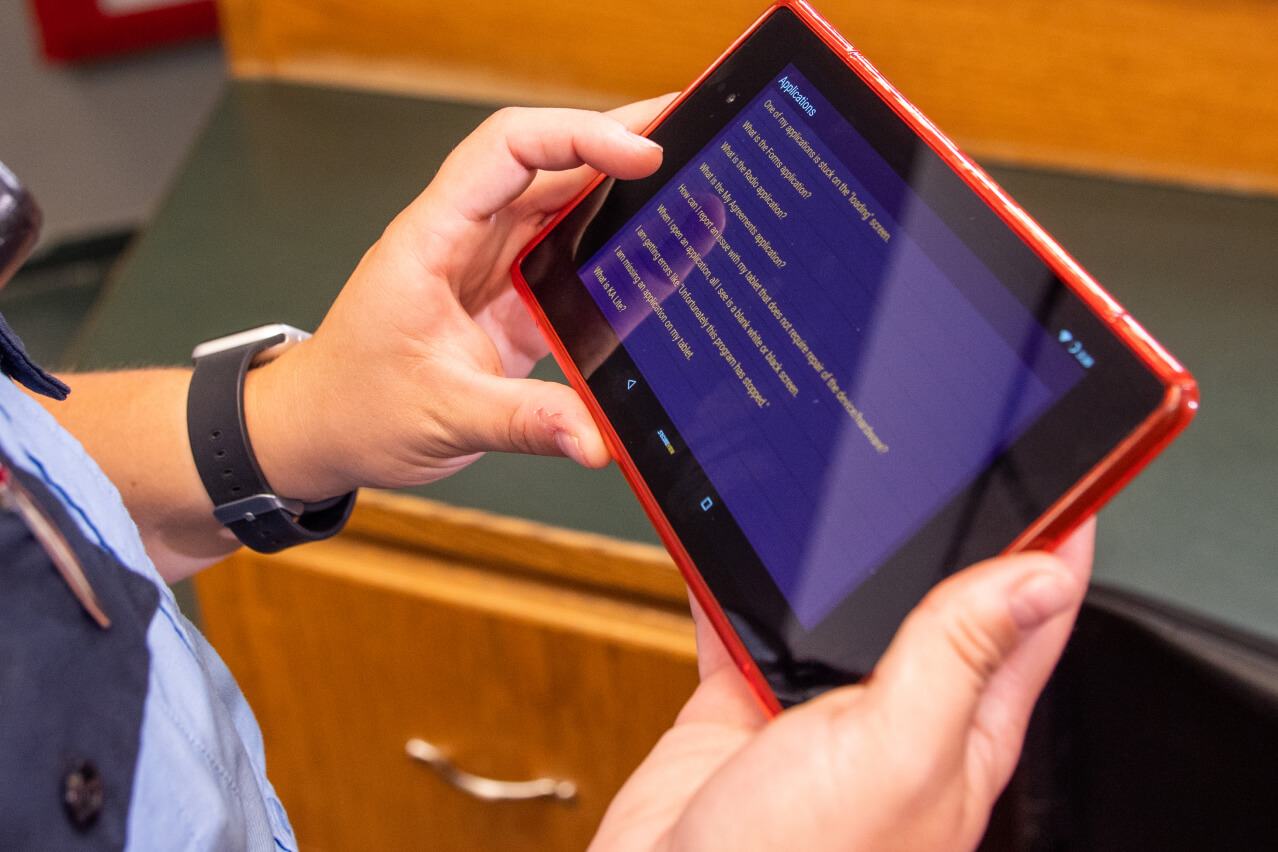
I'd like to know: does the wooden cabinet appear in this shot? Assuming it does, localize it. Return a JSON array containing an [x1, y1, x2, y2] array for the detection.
[[195, 491, 699, 851]]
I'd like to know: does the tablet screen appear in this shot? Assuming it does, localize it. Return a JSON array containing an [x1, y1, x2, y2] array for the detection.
[[519, 6, 1171, 703], [576, 63, 1086, 629]]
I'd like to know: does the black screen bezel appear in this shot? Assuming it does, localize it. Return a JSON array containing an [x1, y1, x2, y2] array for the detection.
[[520, 6, 1166, 705]]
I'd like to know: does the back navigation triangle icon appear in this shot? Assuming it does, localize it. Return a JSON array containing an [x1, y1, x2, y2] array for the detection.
[[626, 379, 637, 390]]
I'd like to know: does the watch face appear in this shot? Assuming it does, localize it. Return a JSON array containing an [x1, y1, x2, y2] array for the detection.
[[190, 324, 311, 363]]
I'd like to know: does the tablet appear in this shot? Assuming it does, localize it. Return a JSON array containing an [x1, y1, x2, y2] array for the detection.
[[514, 0, 1197, 711]]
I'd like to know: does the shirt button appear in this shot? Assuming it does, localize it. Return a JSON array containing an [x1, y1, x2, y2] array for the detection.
[[63, 760, 104, 829]]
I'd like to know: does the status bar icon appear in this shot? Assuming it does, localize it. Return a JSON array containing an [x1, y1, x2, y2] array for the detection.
[[657, 429, 675, 455]]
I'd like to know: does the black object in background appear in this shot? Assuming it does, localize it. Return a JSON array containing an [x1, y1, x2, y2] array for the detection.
[[0, 231, 136, 370], [983, 583, 1278, 851], [0, 162, 68, 399], [1, 160, 42, 286]]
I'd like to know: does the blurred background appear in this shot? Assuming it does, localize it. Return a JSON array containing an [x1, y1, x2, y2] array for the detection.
[[3, 0, 1274, 630], [1, 2, 1275, 849]]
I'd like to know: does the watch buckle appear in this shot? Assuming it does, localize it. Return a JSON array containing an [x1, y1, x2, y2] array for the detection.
[[213, 493, 306, 525]]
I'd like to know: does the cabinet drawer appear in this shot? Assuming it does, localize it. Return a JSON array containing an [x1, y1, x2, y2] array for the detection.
[[196, 492, 698, 852]]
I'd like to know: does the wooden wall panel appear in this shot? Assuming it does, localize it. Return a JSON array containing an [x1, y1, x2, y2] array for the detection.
[[217, 0, 1278, 194]]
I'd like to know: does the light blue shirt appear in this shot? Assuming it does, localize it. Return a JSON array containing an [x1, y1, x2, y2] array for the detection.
[[0, 376, 297, 851]]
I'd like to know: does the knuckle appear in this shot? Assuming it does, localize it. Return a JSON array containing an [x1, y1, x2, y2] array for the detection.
[[506, 399, 545, 455], [943, 608, 1018, 683], [485, 106, 523, 131]]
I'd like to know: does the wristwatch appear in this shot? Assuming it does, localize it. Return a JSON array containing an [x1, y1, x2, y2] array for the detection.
[[187, 324, 355, 553]]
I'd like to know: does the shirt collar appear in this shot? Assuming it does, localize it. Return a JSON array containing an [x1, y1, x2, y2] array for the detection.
[[0, 310, 69, 400]]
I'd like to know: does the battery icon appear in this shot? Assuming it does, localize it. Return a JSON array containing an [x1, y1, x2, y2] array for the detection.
[[657, 429, 675, 455]]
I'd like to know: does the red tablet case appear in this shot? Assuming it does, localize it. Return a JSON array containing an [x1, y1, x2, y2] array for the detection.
[[513, 0, 1198, 715]]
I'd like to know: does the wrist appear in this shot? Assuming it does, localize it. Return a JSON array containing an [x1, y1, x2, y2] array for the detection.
[[187, 324, 357, 554], [242, 343, 354, 504]]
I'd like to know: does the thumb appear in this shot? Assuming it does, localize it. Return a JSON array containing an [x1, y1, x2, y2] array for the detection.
[[456, 373, 612, 468], [867, 552, 1083, 762]]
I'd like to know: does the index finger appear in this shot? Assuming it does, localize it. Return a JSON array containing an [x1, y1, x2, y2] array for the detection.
[[523, 93, 679, 214], [423, 106, 665, 223], [679, 591, 772, 729], [608, 92, 680, 134], [689, 591, 738, 682]]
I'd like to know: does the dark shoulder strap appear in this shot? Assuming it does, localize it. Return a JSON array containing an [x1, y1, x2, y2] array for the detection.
[[0, 453, 158, 850], [0, 311, 68, 401]]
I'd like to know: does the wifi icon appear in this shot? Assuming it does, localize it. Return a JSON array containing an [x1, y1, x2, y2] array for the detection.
[[1058, 330, 1074, 343]]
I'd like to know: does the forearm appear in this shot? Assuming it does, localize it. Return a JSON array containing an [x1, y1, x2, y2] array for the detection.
[[28, 369, 237, 581], [15, 105, 667, 582], [31, 359, 360, 581]]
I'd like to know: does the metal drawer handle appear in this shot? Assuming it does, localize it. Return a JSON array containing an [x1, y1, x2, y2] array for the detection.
[[405, 738, 577, 804]]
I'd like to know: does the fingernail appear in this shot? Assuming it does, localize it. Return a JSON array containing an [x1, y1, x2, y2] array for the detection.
[[554, 430, 585, 465], [1008, 568, 1078, 631], [628, 131, 662, 150]]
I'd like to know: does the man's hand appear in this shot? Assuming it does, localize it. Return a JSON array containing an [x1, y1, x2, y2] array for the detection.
[[33, 101, 670, 579], [591, 521, 1095, 852], [247, 99, 672, 503]]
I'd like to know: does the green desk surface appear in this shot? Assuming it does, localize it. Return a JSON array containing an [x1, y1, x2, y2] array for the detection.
[[72, 80, 1278, 641]]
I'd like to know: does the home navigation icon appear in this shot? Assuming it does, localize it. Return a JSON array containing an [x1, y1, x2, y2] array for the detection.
[[626, 379, 637, 390]]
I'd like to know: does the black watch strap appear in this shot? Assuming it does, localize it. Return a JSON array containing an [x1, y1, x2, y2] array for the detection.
[[187, 332, 355, 554]]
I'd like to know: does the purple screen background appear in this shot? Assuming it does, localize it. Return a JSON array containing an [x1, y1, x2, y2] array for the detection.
[[579, 66, 1083, 628]]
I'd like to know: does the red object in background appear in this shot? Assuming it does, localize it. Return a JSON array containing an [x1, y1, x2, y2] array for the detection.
[[27, 0, 218, 63]]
